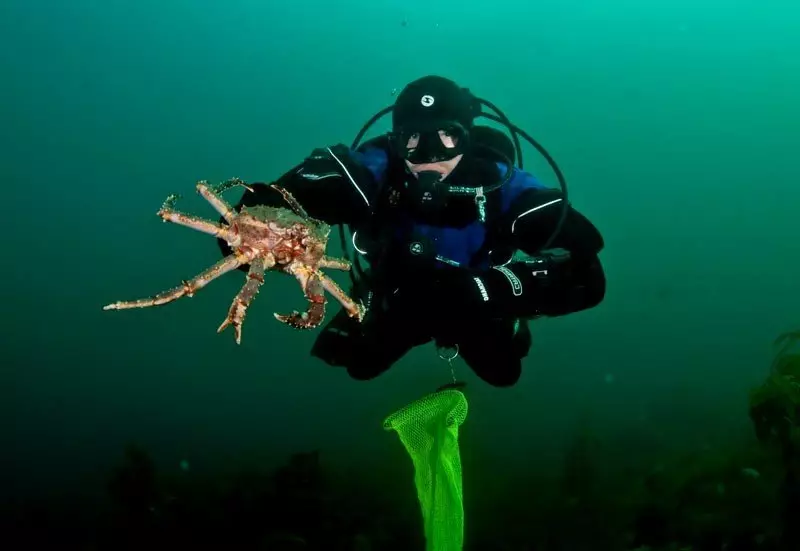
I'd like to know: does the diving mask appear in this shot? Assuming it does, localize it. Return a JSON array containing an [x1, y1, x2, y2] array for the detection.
[[390, 122, 470, 164]]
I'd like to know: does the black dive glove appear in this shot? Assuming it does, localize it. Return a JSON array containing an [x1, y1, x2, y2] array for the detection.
[[388, 266, 467, 320], [283, 144, 375, 225], [389, 252, 576, 322], [296, 145, 351, 181], [218, 144, 375, 228], [380, 233, 492, 322]]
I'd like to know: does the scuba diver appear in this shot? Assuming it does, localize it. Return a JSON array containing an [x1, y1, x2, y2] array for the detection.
[[218, 75, 606, 387]]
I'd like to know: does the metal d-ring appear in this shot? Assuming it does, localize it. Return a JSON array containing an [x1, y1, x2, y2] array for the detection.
[[437, 344, 460, 383], [437, 344, 459, 362]]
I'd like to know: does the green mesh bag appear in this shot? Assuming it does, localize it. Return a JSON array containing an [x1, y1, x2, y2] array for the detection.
[[383, 388, 469, 551]]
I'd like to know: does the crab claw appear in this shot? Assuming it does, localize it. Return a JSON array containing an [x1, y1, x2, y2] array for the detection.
[[275, 265, 327, 329], [273, 296, 325, 330], [216, 257, 268, 344], [217, 308, 245, 344]]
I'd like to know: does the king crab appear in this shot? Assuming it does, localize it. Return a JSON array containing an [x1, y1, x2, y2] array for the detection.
[[103, 178, 365, 344]]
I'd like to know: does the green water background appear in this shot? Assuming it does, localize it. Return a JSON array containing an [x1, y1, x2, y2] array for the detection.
[[1, 0, 798, 505]]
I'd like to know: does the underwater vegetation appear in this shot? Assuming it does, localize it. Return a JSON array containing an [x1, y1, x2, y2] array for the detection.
[[2, 330, 800, 550], [747, 330, 800, 550], [749, 331, 800, 450]]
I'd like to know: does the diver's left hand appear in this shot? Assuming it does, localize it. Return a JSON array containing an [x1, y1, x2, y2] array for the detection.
[[389, 265, 473, 321]]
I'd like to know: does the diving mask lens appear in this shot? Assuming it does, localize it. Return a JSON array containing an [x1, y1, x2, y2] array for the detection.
[[395, 123, 468, 164]]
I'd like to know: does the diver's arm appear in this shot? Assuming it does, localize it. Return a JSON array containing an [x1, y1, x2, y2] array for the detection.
[[440, 250, 606, 319], [506, 187, 604, 257], [435, 189, 606, 319], [235, 144, 386, 224], [217, 143, 387, 257]]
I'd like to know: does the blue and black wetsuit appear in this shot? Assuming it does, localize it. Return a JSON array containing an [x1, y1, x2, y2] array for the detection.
[[218, 136, 605, 387]]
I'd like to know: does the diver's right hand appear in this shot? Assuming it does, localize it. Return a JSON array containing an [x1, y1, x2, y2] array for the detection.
[[282, 144, 374, 226], [295, 145, 352, 184]]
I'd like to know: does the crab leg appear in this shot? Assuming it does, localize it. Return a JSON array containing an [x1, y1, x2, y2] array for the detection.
[[196, 179, 249, 223], [270, 185, 308, 218], [274, 263, 326, 329], [317, 271, 366, 321], [103, 250, 254, 311], [210, 177, 253, 195], [157, 194, 235, 241], [217, 254, 275, 344], [319, 256, 351, 271]]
